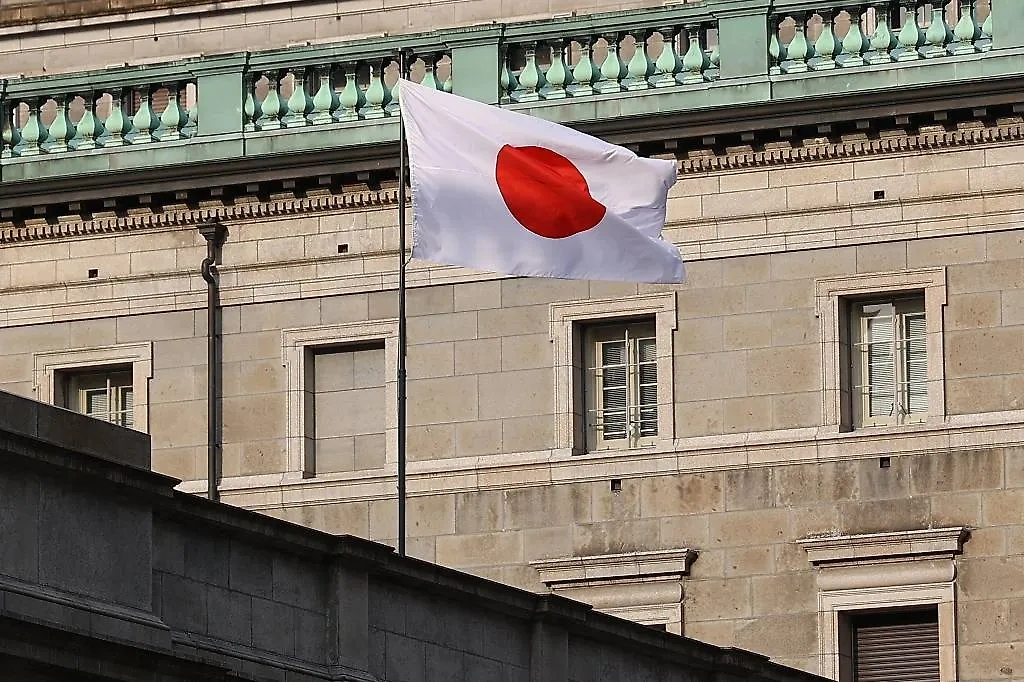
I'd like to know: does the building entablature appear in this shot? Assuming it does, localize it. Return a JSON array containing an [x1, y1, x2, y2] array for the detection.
[[1, 0, 1022, 228]]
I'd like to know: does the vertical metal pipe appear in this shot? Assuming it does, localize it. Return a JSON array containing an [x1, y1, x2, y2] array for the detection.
[[396, 49, 409, 556], [199, 220, 228, 503]]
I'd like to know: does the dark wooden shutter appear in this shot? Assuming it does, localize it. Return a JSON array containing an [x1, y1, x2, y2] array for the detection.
[[853, 608, 940, 682]]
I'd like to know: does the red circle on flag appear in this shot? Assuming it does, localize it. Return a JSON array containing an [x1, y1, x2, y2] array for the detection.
[[495, 145, 607, 239]]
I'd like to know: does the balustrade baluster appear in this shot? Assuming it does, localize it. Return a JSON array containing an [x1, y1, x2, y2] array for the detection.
[[283, 67, 313, 127], [896, 0, 924, 60], [43, 95, 71, 153], [1, 106, 17, 159], [420, 53, 446, 91], [512, 43, 543, 102], [624, 30, 653, 91], [70, 92, 102, 150], [243, 73, 257, 132], [978, 4, 992, 51], [102, 88, 128, 146], [14, 99, 43, 156], [680, 25, 710, 83], [922, 1, 953, 57], [782, 13, 812, 73], [543, 40, 570, 99], [337, 63, 365, 122], [259, 72, 284, 130], [568, 37, 596, 96], [768, 16, 784, 75], [362, 60, 389, 118], [868, 2, 897, 63], [707, 40, 720, 81], [595, 33, 626, 94], [128, 85, 154, 143], [652, 27, 683, 87], [155, 82, 186, 141], [811, 10, 841, 70], [499, 47, 517, 103], [182, 91, 199, 138], [309, 66, 339, 124], [839, 5, 869, 67], [387, 65, 403, 116], [950, 0, 980, 53]]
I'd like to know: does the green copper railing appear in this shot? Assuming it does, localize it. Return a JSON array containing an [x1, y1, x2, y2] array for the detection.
[[0, 0, 1017, 183]]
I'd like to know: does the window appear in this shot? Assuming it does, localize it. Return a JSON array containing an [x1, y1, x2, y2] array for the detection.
[[585, 322, 658, 450], [63, 368, 135, 428], [282, 320, 398, 479], [815, 269, 946, 432], [841, 607, 939, 682], [799, 527, 966, 682], [33, 343, 152, 433], [852, 297, 927, 428], [530, 548, 697, 635], [549, 293, 677, 455], [311, 343, 386, 473]]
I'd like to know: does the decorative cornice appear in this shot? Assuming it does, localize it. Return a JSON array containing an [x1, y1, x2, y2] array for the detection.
[[2, 118, 1023, 244], [677, 121, 1024, 173], [530, 549, 698, 586], [0, 188, 398, 244], [797, 527, 969, 566]]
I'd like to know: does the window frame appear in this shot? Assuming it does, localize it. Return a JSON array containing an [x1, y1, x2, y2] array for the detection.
[[33, 343, 153, 433], [852, 296, 928, 428], [815, 269, 946, 433], [585, 321, 659, 451], [550, 293, 677, 455], [281, 319, 398, 479], [798, 527, 967, 682], [66, 367, 136, 428]]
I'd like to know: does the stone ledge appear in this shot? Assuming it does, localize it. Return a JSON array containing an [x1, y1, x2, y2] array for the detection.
[[180, 409, 1024, 507], [530, 549, 698, 585], [797, 527, 969, 566]]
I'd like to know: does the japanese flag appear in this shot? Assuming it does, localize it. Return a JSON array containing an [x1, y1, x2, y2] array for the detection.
[[399, 80, 685, 284]]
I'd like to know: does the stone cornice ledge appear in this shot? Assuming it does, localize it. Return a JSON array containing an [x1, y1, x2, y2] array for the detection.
[[177, 409, 1024, 506], [530, 549, 698, 586], [797, 527, 969, 566]]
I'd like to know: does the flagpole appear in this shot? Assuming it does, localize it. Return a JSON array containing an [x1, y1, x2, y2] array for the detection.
[[396, 49, 408, 557]]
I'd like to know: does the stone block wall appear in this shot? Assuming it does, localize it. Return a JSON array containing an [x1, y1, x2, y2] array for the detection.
[[0, 392, 830, 682]]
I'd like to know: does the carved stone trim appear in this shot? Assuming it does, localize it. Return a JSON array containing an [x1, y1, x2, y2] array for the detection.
[[798, 527, 968, 566], [530, 549, 697, 635], [3, 121, 1024, 244], [678, 121, 1024, 174]]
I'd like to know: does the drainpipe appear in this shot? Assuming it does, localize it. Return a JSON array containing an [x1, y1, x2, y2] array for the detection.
[[199, 219, 228, 502]]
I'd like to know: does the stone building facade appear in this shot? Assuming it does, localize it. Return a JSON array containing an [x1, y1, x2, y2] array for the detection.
[[1, 0, 1023, 681], [2, 390, 830, 682]]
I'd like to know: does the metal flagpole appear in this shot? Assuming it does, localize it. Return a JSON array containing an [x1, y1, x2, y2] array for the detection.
[[396, 49, 408, 557]]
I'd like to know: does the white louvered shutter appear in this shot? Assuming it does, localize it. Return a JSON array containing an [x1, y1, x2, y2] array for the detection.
[[84, 388, 110, 421], [600, 340, 629, 440], [863, 306, 896, 419], [903, 313, 928, 415], [636, 337, 658, 437]]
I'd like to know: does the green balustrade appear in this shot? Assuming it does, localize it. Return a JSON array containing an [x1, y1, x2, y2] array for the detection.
[[769, 1, 993, 73], [502, 21, 719, 104], [0, 75, 200, 160], [0, 0, 1011, 176]]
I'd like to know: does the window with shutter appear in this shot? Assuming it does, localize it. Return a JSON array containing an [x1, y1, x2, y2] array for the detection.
[[64, 368, 135, 429], [585, 321, 658, 450], [846, 608, 940, 682], [853, 296, 927, 427]]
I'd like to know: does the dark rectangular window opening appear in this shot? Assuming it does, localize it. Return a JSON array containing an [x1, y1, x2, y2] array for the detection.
[[842, 606, 939, 682]]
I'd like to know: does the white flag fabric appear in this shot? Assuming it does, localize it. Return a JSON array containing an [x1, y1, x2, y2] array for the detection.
[[399, 80, 685, 284]]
